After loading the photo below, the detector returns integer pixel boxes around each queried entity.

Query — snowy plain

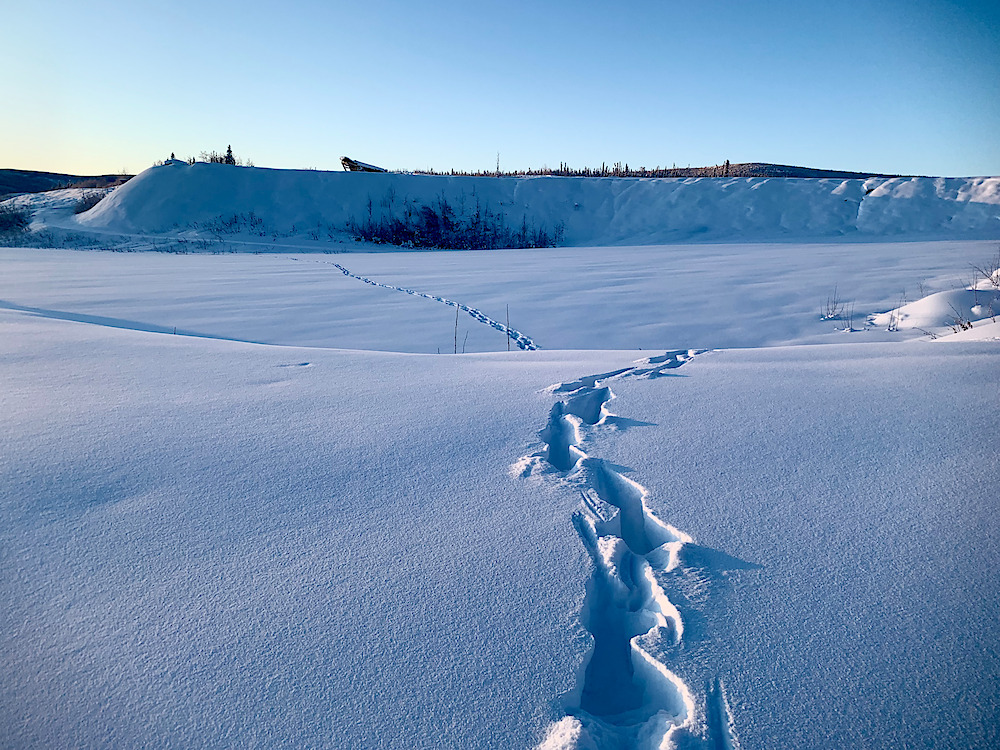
[2,165,999,749]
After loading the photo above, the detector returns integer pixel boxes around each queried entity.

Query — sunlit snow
[2,164,998,749]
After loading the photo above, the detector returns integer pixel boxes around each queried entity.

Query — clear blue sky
[3,0,998,176]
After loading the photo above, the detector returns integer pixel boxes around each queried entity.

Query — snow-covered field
[2,166,998,749]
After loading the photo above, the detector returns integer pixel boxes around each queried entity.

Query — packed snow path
[292,257,539,350]
[521,350,747,750]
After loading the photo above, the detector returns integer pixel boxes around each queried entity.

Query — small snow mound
[871,287,1000,335]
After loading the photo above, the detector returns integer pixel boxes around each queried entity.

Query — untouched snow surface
[71,162,1000,245]
[1,311,620,749]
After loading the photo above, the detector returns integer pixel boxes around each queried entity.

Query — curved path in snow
[293,257,539,351]
[521,350,745,750]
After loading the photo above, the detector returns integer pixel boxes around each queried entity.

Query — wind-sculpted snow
[292,257,538,350]
[74,161,1000,245]
[520,350,747,750]
[6,289,999,748]
[705,678,740,750]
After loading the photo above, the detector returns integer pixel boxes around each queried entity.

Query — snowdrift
[77,162,1000,245]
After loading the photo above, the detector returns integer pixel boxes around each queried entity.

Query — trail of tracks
[522,350,744,750]
[293,257,539,351]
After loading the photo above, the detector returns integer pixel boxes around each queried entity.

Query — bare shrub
[347,192,564,250]
[948,304,974,333]
[73,192,106,214]
[843,301,856,331]
[198,211,269,237]
[883,290,908,332]
[821,286,843,320]
[0,202,30,233]
[972,248,1000,291]
[198,145,253,167]
[66,175,131,189]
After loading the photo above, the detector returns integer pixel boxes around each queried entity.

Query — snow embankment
[76,162,1000,245]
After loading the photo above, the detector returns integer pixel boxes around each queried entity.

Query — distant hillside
[410,161,906,179]
[0,169,132,198]
[662,162,904,179]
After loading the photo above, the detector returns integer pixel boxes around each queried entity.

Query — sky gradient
[3,0,999,177]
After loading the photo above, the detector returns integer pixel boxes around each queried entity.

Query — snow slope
[0,309,633,749]
[2,306,997,749]
[73,162,1000,245]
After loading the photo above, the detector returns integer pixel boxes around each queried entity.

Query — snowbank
[76,162,1000,245]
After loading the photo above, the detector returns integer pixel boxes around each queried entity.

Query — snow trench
[524,350,744,750]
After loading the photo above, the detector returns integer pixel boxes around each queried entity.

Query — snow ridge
[705,678,741,750]
[293,257,538,350]
[76,163,1000,244]
[524,350,744,750]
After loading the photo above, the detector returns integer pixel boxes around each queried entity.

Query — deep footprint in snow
[540,403,585,472]
[525,350,749,750]
[565,386,614,425]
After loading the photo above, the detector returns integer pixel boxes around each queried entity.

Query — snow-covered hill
[76,161,1000,245]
